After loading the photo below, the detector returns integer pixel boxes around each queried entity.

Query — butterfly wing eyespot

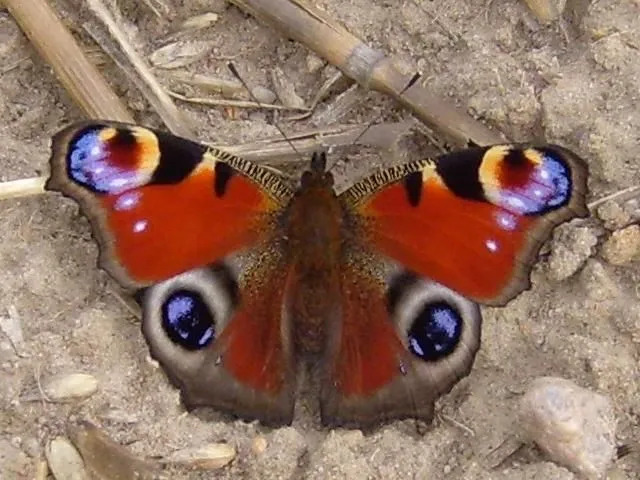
[389,273,481,373]
[320,261,481,427]
[141,250,296,426]
[340,144,589,305]
[46,121,293,289]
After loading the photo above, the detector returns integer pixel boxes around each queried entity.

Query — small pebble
[45,437,88,480]
[251,86,277,105]
[251,435,268,455]
[522,0,567,23]
[547,225,597,281]
[519,377,616,479]
[596,200,631,230]
[306,53,325,73]
[43,373,99,402]
[600,225,640,265]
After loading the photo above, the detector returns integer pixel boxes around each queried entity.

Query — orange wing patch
[47,121,292,288]
[342,145,588,305]
[333,267,405,396]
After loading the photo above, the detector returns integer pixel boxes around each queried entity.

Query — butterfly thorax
[285,159,343,353]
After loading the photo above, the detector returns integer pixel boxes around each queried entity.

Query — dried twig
[4,0,133,122]
[165,71,244,96]
[587,185,640,210]
[167,90,309,112]
[438,413,476,436]
[0,177,47,201]
[289,70,347,121]
[229,0,505,146]
[84,0,194,139]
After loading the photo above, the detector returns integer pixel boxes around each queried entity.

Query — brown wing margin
[140,245,296,426]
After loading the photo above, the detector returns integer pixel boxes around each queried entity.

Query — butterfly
[46,121,588,427]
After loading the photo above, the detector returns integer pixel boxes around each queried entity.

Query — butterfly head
[299,151,335,192]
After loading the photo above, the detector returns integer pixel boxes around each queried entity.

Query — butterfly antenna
[326,71,422,173]
[352,71,422,146]
[228,62,303,159]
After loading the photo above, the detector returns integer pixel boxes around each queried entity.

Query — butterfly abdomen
[285,164,345,353]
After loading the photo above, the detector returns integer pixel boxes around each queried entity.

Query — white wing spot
[133,220,148,233]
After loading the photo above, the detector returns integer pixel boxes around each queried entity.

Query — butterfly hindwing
[340,145,589,305]
[321,249,481,427]
[140,243,296,425]
[47,121,293,288]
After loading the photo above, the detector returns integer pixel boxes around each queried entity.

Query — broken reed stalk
[4,0,134,123]
[229,0,506,146]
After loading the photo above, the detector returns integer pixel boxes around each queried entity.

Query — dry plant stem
[229,0,505,146]
[0,122,413,199]
[85,0,194,139]
[168,90,309,112]
[0,177,48,200]
[4,0,133,122]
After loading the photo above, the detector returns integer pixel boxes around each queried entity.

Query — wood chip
[68,421,161,480]
[163,443,236,470]
[46,437,88,480]
[150,40,214,69]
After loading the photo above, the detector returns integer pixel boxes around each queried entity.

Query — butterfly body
[283,155,344,353]
[47,121,588,427]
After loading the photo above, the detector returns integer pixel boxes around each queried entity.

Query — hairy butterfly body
[47,121,588,426]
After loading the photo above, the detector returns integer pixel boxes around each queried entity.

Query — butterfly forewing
[339,144,589,305]
[47,121,293,289]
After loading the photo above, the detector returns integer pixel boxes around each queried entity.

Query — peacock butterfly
[46,121,588,426]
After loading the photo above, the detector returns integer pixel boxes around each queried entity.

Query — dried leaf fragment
[68,421,161,480]
[44,373,99,402]
[179,12,219,32]
[46,437,88,480]
[163,443,236,470]
[271,67,306,109]
[150,40,214,69]
[167,71,243,97]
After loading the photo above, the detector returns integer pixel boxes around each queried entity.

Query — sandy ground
[0,0,639,478]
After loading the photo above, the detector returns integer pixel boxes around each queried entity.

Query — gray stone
[519,377,616,479]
